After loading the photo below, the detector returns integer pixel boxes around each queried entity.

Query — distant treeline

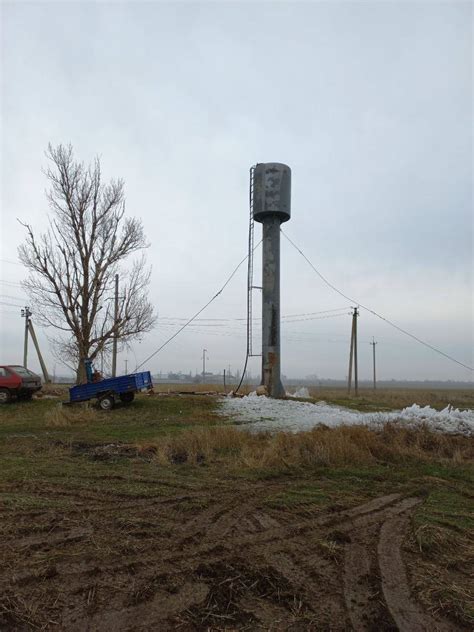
[286,379,474,390]
[50,375,473,390]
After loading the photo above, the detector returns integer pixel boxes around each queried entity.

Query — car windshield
[9,366,38,378]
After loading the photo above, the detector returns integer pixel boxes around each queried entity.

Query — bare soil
[1,393,472,630]
[0,476,464,631]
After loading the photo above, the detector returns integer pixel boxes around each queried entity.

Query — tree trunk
[76,348,89,384]
[76,362,86,384]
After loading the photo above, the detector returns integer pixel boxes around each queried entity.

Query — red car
[0,366,42,403]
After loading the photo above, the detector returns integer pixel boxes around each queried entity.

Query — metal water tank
[252,162,291,223]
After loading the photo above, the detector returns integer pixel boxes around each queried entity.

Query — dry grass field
[0,389,473,630]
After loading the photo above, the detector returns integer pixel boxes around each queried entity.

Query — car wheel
[18,392,33,401]
[0,388,11,404]
[119,392,135,404]
[98,395,114,411]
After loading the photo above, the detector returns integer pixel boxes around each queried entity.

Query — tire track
[1,490,463,631]
[378,508,458,632]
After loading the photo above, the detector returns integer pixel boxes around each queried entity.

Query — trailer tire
[98,395,115,411]
[119,392,135,404]
[0,388,11,404]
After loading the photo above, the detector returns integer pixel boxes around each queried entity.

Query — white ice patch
[287,387,311,399]
[220,397,474,436]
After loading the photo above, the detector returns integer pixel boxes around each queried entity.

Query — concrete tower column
[261,216,285,397]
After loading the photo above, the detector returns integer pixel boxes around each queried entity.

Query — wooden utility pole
[347,307,359,396]
[370,337,377,390]
[201,349,208,383]
[112,274,119,377]
[21,307,31,367]
[347,315,354,393]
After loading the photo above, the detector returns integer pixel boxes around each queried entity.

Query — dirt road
[0,473,463,631]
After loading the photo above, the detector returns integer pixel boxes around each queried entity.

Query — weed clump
[45,404,99,427]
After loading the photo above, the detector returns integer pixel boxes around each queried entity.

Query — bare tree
[19,144,156,382]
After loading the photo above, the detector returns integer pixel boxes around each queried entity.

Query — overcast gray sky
[1,0,472,382]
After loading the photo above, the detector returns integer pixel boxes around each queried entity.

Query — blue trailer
[67,370,153,410]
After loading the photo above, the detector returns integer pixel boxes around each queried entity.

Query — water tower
[252,163,291,398]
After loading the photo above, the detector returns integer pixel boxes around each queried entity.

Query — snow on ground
[287,387,311,399]
[220,394,474,436]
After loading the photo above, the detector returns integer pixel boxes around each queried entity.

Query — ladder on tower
[247,165,261,358]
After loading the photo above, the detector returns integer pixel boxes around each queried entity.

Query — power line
[153,318,352,341]
[282,307,349,318]
[281,229,473,372]
[280,312,350,324]
[0,279,24,288]
[0,300,24,308]
[154,312,348,335]
[0,293,28,302]
[134,243,261,371]
[147,317,419,346]
[155,307,349,323]
[0,258,24,267]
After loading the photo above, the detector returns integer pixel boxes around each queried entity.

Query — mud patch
[181,558,311,629]
[53,440,156,461]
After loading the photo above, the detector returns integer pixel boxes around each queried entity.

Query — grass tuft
[415,523,452,555]
[44,404,100,427]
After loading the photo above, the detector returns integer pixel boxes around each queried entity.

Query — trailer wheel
[0,388,11,404]
[98,395,115,411]
[119,392,135,404]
